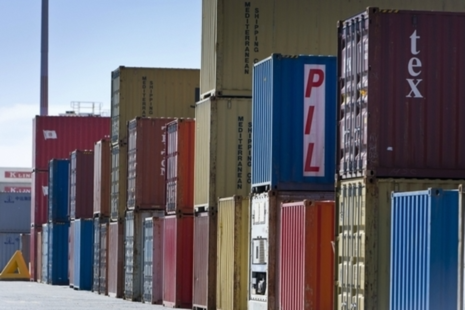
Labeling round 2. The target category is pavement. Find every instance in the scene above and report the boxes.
[0,282,189,310]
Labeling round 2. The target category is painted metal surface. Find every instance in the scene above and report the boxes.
[68,221,74,287]
[20,233,30,267]
[36,230,42,282]
[163,214,194,308]
[193,210,217,309]
[460,187,465,310]
[216,196,249,310]
[252,54,336,192]
[32,115,110,171]
[248,190,334,310]
[200,0,465,99]
[92,218,100,293]
[108,221,124,298]
[336,178,465,310]
[41,223,49,284]
[1,184,31,193]
[280,200,334,310]
[110,144,124,221]
[48,159,69,222]
[31,171,48,226]
[69,150,94,219]
[0,192,31,233]
[194,97,252,209]
[0,167,32,183]
[73,219,94,290]
[0,233,21,272]
[124,210,162,301]
[338,8,465,179]
[127,117,174,210]
[142,216,164,304]
[48,222,70,285]
[111,67,199,145]
[142,218,154,303]
[166,118,195,215]
[93,138,111,217]
[99,222,109,295]
[390,188,459,310]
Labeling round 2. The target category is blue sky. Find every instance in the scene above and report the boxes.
[0,0,201,167]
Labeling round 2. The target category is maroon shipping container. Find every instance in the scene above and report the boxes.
[279,200,334,310]
[33,115,110,171]
[30,226,42,281]
[68,221,75,287]
[338,8,465,179]
[69,150,94,219]
[94,138,111,217]
[166,119,195,215]
[31,171,48,227]
[193,210,217,309]
[108,221,124,298]
[163,214,194,308]
[127,117,174,210]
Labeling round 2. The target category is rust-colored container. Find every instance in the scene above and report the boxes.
[99,222,109,295]
[166,119,195,215]
[93,138,111,217]
[68,221,75,287]
[193,209,218,309]
[31,171,48,227]
[33,115,110,171]
[163,214,194,308]
[69,150,94,219]
[108,221,124,298]
[279,200,334,310]
[127,117,174,210]
[30,226,42,281]
[36,230,42,282]
[338,8,465,179]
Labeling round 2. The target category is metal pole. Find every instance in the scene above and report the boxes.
[40,0,49,116]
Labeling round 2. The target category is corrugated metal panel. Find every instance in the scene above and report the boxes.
[142,218,154,303]
[279,200,334,310]
[338,8,465,179]
[31,171,48,226]
[48,159,70,223]
[200,0,465,99]
[70,150,94,219]
[110,144,126,221]
[163,214,194,308]
[111,67,199,145]
[124,210,162,301]
[49,222,70,285]
[99,222,109,295]
[249,190,334,310]
[20,233,30,267]
[166,118,195,215]
[32,115,110,171]
[194,98,252,209]
[460,187,465,310]
[108,221,124,298]
[93,138,111,217]
[127,117,174,210]
[42,223,49,284]
[92,218,101,292]
[193,210,217,309]
[73,219,94,290]
[36,230,42,282]
[217,196,249,310]
[390,188,459,310]
[0,192,31,233]
[68,221,74,287]
[252,54,336,191]
[336,177,465,310]
[0,233,21,272]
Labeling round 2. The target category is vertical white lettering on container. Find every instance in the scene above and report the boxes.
[406,30,423,98]
[303,65,325,177]
[247,121,252,184]
[142,76,147,116]
[237,117,244,189]
[160,125,166,176]
[244,2,251,74]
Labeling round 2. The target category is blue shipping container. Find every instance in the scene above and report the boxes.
[390,188,459,310]
[74,219,94,290]
[48,159,70,222]
[49,222,70,285]
[251,54,336,192]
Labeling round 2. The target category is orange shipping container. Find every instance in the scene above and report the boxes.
[279,200,334,310]
[93,139,111,217]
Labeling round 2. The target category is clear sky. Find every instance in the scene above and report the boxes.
[0,0,201,168]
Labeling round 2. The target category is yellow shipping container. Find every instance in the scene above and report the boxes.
[111,67,199,145]
[216,196,249,310]
[200,0,465,98]
[194,97,252,209]
[337,177,465,310]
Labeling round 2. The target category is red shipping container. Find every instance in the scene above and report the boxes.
[108,221,124,298]
[94,139,111,217]
[279,200,334,310]
[338,8,465,179]
[30,226,42,281]
[127,117,175,210]
[166,119,195,215]
[33,115,110,171]
[31,171,48,226]
[69,150,94,219]
[68,221,75,287]
[193,210,217,309]
[163,214,193,308]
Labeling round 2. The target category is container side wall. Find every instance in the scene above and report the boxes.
[68,221,74,286]
[49,222,70,285]
[49,159,69,222]
[0,233,21,272]
[71,151,94,219]
[99,222,109,295]
[163,216,176,306]
[0,192,31,233]
[108,221,124,298]
[31,171,48,226]
[73,219,94,290]
[152,217,164,304]
[93,139,111,217]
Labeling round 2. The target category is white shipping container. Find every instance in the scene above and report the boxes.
[0,233,21,271]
